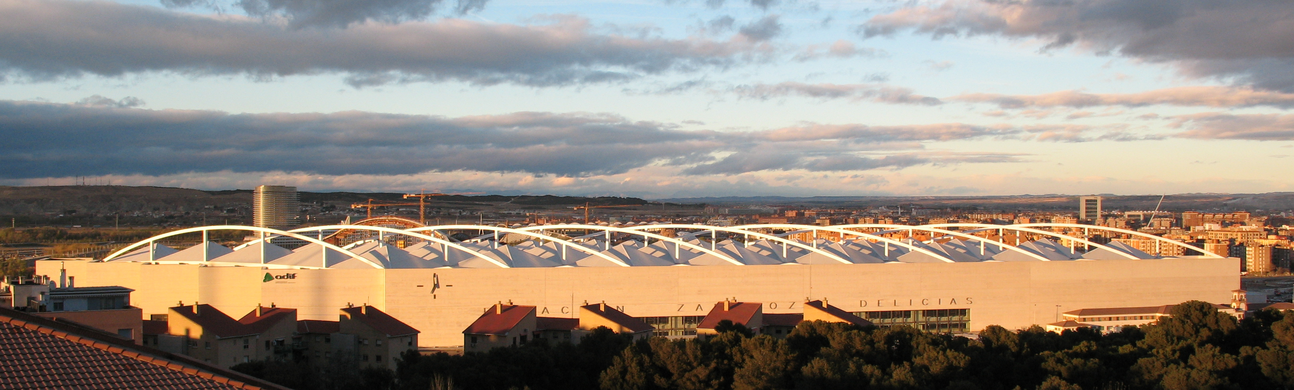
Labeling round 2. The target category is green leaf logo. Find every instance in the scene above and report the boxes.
[263,273,274,283]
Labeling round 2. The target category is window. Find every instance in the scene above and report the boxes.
[205,341,211,350]
[243,339,249,349]
[470,336,478,344]
[376,355,382,362]
[117,329,133,339]
[363,354,369,361]
[265,340,271,350]
[52,302,64,311]
[243,356,250,362]
[376,339,382,346]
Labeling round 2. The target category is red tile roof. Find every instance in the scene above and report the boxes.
[463,304,535,335]
[297,320,340,334]
[697,302,761,329]
[0,307,287,390]
[1064,303,1232,318]
[238,306,297,335]
[170,305,251,338]
[1063,305,1172,317]
[341,305,419,337]
[581,303,654,333]
[536,317,578,331]
[762,313,803,327]
[806,300,872,327]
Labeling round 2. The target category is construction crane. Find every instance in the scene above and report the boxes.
[351,199,423,220]
[573,202,637,224]
[403,190,483,225]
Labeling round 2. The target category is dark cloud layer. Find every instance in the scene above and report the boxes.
[862,0,1294,91]
[733,82,941,105]
[161,0,490,29]
[1173,113,1294,140]
[0,0,767,87]
[0,100,1029,179]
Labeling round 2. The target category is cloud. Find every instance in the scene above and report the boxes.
[1172,113,1294,140]
[738,15,783,41]
[74,95,145,108]
[953,86,1294,109]
[923,60,953,72]
[860,0,1294,91]
[748,0,778,11]
[0,100,1045,180]
[751,123,1014,142]
[682,151,1022,175]
[0,0,771,87]
[161,0,490,29]
[732,82,942,104]
[793,40,883,61]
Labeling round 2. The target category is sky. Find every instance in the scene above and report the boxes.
[1,0,1292,198]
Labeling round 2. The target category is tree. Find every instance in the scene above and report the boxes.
[732,336,796,390]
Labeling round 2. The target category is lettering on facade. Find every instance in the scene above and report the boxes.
[860,297,975,308]
[263,273,297,283]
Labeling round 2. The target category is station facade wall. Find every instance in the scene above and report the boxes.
[40,257,1239,347]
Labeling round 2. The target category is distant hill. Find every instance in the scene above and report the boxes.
[660,193,1294,212]
[0,186,650,218]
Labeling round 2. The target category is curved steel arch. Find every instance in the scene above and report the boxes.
[408,225,633,267]
[102,225,380,269]
[916,223,1139,260]
[618,224,854,265]
[289,225,511,268]
[515,224,744,266]
[739,224,1052,262]
[1011,223,1223,258]
[321,216,427,244]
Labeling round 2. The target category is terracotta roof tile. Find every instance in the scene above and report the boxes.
[806,300,872,327]
[341,306,419,337]
[463,304,534,335]
[698,302,761,329]
[581,304,653,333]
[169,305,250,338]
[237,306,297,335]
[0,307,286,390]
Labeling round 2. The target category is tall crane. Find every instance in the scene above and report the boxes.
[573,202,637,224]
[351,199,423,220]
[403,191,483,225]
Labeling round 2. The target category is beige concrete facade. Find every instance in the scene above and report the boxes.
[40,256,1239,347]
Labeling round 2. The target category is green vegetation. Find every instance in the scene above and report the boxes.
[234,302,1294,390]
[0,227,165,244]
[1,258,31,280]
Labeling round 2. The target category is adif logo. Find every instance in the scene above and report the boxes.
[263,273,297,282]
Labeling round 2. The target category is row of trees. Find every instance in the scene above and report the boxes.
[0,227,164,244]
[235,301,1294,390]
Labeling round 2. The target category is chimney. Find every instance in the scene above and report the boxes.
[67,276,74,288]
[495,302,503,315]
[723,299,730,311]
[822,298,828,307]
[195,303,201,316]
[59,266,67,289]
[363,305,369,315]
[599,302,606,311]
[257,305,264,317]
